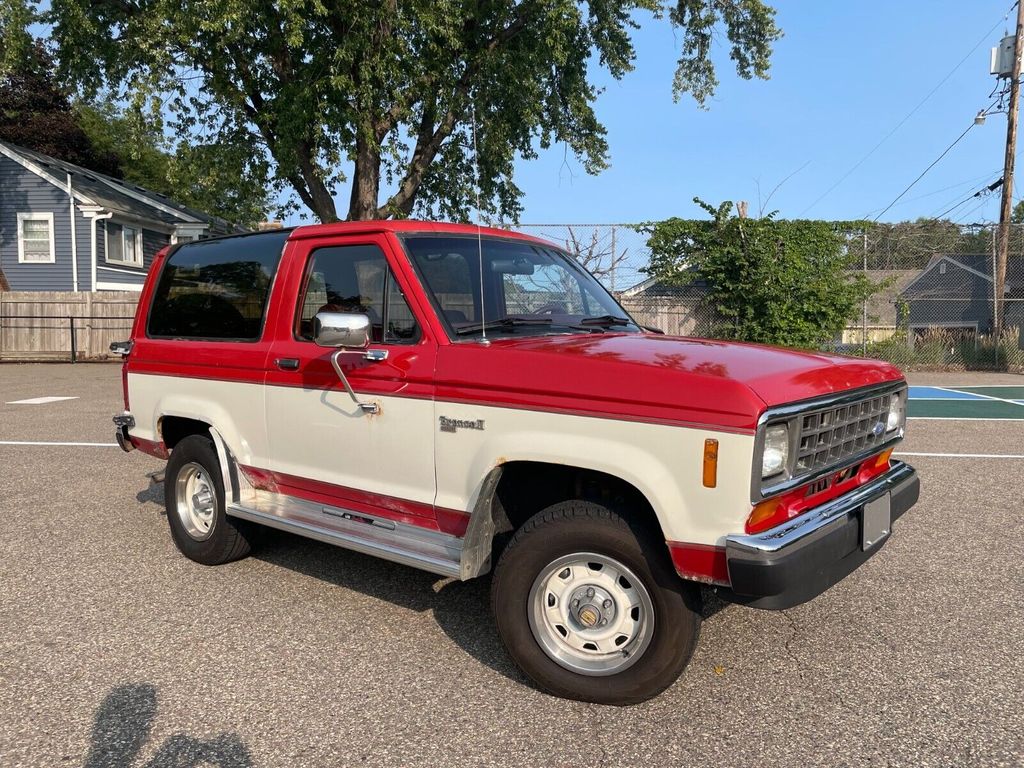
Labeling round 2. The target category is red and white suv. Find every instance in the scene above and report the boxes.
[113,221,919,704]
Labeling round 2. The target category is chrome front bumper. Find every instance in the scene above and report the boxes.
[721,461,919,609]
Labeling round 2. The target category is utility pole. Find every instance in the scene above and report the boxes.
[995,0,1024,332]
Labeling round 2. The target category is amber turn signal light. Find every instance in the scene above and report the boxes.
[702,439,719,488]
[746,497,785,533]
[874,448,894,468]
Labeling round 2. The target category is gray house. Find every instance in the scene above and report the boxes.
[0,141,240,292]
[900,254,1024,340]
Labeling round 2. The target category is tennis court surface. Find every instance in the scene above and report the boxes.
[908,384,1024,419]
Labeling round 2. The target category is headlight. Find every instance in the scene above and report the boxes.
[762,423,789,478]
[886,392,905,432]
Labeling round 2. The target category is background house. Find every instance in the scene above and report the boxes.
[900,254,1024,343]
[0,141,243,292]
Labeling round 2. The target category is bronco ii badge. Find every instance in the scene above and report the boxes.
[439,416,485,433]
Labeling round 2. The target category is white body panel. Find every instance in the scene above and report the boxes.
[130,371,755,547]
[265,388,436,509]
[433,401,754,545]
[128,373,268,468]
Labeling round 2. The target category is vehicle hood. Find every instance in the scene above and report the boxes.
[435,333,904,433]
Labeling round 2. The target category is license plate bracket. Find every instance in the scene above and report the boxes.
[862,493,891,551]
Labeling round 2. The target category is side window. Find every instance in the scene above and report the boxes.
[296,244,419,344]
[411,251,477,325]
[17,212,55,263]
[147,231,288,341]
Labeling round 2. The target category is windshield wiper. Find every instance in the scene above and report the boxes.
[453,317,554,335]
[577,315,633,328]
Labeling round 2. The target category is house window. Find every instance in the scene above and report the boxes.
[17,212,55,264]
[106,223,144,266]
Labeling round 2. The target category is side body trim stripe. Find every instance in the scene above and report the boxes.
[239,465,471,537]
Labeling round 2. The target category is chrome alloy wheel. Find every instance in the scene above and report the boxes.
[528,552,655,676]
[174,462,217,541]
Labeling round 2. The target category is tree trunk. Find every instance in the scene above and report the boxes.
[347,131,382,220]
[305,175,339,222]
[287,139,339,222]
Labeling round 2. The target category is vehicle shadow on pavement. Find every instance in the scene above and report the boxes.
[253,528,734,688]
[253,528,528,685]
[82,683,252,768]
[136,480,733,687]
[135,483,164,510]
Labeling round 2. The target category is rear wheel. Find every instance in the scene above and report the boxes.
[491,500,701,705]
[164,434,252,565]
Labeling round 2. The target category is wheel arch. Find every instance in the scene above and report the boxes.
[152,395,250,465]
[459,456,680,580]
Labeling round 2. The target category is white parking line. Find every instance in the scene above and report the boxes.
[5,396,80,405]
[932,385,1024,408]
[0,441,118,447]
[907,416,1024,421]
[896,451,1024,459]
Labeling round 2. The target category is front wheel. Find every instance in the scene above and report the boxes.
[491,500,701,705]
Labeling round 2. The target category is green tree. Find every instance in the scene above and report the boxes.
[10,0,780,223]
[641,200,875,349]
[861,218,992,270]
[0,33,270,225]
[0,42,122,175]
[1012,200,1024,224]
[77,101,271,226]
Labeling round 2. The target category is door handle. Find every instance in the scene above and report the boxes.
[274,357,300,371]
[364,349,388,362]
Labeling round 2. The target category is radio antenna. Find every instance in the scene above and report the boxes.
[470,97,488,344]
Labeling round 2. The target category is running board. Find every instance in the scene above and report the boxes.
[226,492,463,579]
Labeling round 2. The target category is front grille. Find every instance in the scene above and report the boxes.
[794,393,892,473]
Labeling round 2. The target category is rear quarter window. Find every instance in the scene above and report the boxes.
[147,231,290,341]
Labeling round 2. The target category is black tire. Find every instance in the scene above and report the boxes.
[491,500,701,705]
[164,434,252,565]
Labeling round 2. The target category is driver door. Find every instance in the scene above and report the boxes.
[264,236,438,525]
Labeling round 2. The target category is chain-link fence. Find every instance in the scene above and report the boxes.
[517,222,1024,371]
[836,223,1024,370]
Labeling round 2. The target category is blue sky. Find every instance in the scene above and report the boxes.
[505,1,1020,226]
[273,2,1020,227]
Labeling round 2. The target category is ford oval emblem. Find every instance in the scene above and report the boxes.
[871,421,885,437]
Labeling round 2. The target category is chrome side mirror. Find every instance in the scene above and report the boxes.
[314,312,370,349]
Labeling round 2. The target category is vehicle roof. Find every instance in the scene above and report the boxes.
[288,219,557,248]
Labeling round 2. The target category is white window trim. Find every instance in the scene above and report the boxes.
[104,221,145,267]
[16,212,56,264]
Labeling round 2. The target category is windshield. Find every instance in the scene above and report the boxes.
[402,235,640,338]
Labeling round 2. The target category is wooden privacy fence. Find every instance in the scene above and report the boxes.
[0,291,139,362]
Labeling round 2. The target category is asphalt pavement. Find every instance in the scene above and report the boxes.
[0,363,1021,767]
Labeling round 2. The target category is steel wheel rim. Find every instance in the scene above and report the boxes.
[175,462,217,541]
[528,552,655,676]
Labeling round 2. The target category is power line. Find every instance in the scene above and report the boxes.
[924,169,1003,216]
[932,176,1003,219]
[870,114,990,222]
[953,195,993,223]
[800,6,1014,216]
[861,167,1002,217]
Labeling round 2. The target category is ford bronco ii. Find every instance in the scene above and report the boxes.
[113,221,919,704]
